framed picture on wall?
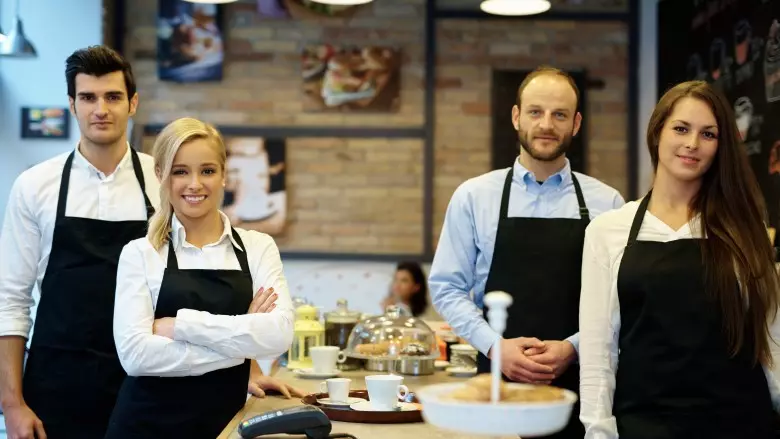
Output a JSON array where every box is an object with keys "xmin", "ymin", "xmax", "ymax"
[
  {"xmin": 223, "ymin": 136, "xmax": 287, "ymax": 236},
  {"xmin": 157, "ymin": 0, "xmax": 225, "ymax": 82},
  {"xmin": 20, "ymin": 107, "xmax": 70, "ymax": 140},
  {"xmin": 301, "ymin": 44, "xmax": 401, "ymax": 113}
]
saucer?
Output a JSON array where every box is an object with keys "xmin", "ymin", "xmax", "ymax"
[
  {"xmin": 446, "ymin": 366, "xmax": 477, "ymax": 377},
  {"xmin": 349, "ymin": 400, "xmax": 418, "ymax": 412},
  {"xmin": 292, "ymin": 368, "xmax": 340, "ymax": 379},
  {"xmin": 317, "ymin": 397, "xmax": 367, "ymax": 407},
  {"xmin": 434, "ymin": 360, "xmax": 450, "ymax": 370}
]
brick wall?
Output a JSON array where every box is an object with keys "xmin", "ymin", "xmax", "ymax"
[
  {"xmin": 433, "ymin": 20, "xmax": 628, "ymax": 243},
  {"xmin": 126, "ymin": 0, "xmax": 628, "ymax": 256}
]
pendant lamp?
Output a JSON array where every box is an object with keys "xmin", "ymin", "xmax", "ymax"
[
  {"xmin": 0, "ymin": 0, "xmax": 37, "ymax": 58},
  {"xmin": 480, "ymin": 0, "xmax": 551, "ymax": 16},
  {"xmin": 308, "ymin": 0, "xmax": 373, "ymax": 4},
  {"xmin": 183, "ymin": 0, "xmax": 239, "ymax": 3}
]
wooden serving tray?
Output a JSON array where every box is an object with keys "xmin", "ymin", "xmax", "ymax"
[{"xmin": 301, "ymin": 390, "xmax": 423, "ymax": 424}]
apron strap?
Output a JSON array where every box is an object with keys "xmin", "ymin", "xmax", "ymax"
[
  {"xmin": 166, "ymin": 231, "xmax": 179, "ymax": 270},
  {"xmin": 129, "ymin": 148, "xmax": 156, "ymax": 220},
  {"xmin": 571, "ymin": 173, "xmax": 590, "ymax": 221},
  {"xmin": 230, "ymin": 228, "xmax": 251, "ymax": 275},
  {"xmin": 499, "ymin": 167, "xmax": 591, "ymax": 221},
  {"xmin": 55, "ymin": 152, "xmax": 76, "ymax": 220},
  {"xmin": 498, "ymin": 168, "xmax": 514, "ymax": 220},
  {"xmin": 165, "ymin": 226, "xmax": 251, "ymax": 274},
  {"xmin": 627, "ymin": 190, "xmax": 652, "ymax": 246},
  {"xmin": 56, "ymin": 148, "xmax": 155, "ymax": 221}
]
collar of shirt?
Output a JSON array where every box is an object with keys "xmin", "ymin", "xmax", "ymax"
[
  {"xmin": 72, "ymin": 142, "xmax": 133, "ymax": 181},
  {"xmin": 512, "ymin": 157, "xmax": 572, "ymax": 192},
  {"xmin": 170, "ymin": 211, "xmax": 243, "ymax": 252}
]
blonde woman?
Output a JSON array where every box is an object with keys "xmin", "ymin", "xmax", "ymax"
[{"xmin": 105, "ymin": 118, "xmax": 295, "ymax": 438}]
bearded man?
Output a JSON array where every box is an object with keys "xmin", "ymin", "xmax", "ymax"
[{"xmin": 429, "ymin": 66, "xmax": 625, "ymax": 439}]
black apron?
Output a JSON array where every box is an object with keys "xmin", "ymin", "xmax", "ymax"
[
  {"xmin": 22, "ymin": 149, "xmax": 154, "ymax": 439},
  {"xmin": 613, "ymin": 191, "xmax": 776, "ymax": 439},
  {"xmin": 105, "ymin": 227, "xmax": 253, "ymax": 439},
  {"xmin": 476, "ymin": 167, "xmax": 588, "ymax": 439}
]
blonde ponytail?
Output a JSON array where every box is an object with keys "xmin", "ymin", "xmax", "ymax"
[{"xmin": 147, "ymin": 117, "xmax": 226, "ymax": 250}]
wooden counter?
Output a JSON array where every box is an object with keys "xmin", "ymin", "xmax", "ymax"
[{"xmin": 218, "ymin": 369, "xmax": 518, "ymax": 439}]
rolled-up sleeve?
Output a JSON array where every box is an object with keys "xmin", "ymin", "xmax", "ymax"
[
  {"xmin": 113, "ymin": 242, "xmax": 237, "ymax": 377},
  {"xmin": 429, "ymin": 184, "xmax": 499, "ymax": 357},
  {"xmin": 173, "ymin": 232, "xmax": 294, "ymax": 360},
  {"xmin": 0, "ymin": 175, "xmax": 40, "ymax": 338}
]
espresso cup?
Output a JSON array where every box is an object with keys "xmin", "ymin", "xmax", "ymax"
[
  {"xmin": 310, "ymin": 346, "xmax": 347, "ymax": 374},
  {"xmin": 365, "ymin": 374, "xmax": 409, "ymax": 411},
  {"xmin": 320, "ymin": 378, "xmax": 351, "ymax": 403}
]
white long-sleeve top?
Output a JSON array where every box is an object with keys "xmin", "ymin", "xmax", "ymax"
[
  {"xmin": 0, "ymin": 145, "xmax": 159, "ymax": 339},
  {"xmin": 113, "ymin": 212, "xmax": 294, "ymax": 378},
  {"xmin": 579, "ymin": 200, "xmax": 780, "ymax": 439}
]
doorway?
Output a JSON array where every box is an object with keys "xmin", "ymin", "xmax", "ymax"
[{"xmin": 491, "ymin": 69, "xmax": 588, "ymax": 173}]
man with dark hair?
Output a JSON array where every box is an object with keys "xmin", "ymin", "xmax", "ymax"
[
  {"xmin": 0, "ymin": 45, "xmax": 303, "ymax": 439},
  {"xmin": 429, "ymin": 65, "xmax": 625, "ymax": 438},
  {"xmin": 0, "ymin": 45, "xmax": 158, "ymax": 439}
]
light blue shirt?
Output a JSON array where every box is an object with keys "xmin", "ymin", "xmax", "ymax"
[{"xmin": 429, "ymin": 158, "xmax": 625, "ymax": 357}]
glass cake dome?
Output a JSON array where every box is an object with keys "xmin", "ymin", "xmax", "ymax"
[{"xmin": 343, "ymin": 305, "xmax": 439, "ymax": 361}]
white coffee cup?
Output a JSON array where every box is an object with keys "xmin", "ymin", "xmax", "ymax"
[
  {"xmin": 365, "ymin": 374, "xmax": 409, "ymax": 411},
  {"xmin": 320, "ymin": 378, "xmax": 351, "ymax": 403},
  {"xmin": 310, "ymin": 346, "xmax": 347, "ymax": 374}
]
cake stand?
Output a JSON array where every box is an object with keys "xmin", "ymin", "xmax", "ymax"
[{"xmin": 415, "ymin": 291, "xmax": 578, "ymax": 437}]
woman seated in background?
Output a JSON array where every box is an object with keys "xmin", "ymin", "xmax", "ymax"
[
  {"xmin": 381, "ymin": 261, "xmax": 440, "ymax": 320},
  {"xmin": 578, "ymin": 80, "xmax": 780, "ymax": 439},
  {"xmin": 105, "ymin": 117, "xmax": 296, "ymax": 439}
]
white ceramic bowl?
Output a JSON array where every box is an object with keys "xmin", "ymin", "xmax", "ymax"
[{"xmin": 416, "ymin": 382, "xmax": 578, "ymax": 437}]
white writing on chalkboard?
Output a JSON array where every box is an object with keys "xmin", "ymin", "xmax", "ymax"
[
  {"xmin": 692, "ymin": 0, "xmax": 742, "ymax": 30},
  {"xmin": 745, "ymin": 140, "xmax": 762, "ymax": 156}
]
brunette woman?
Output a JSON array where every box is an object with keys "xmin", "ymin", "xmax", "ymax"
[{"xmin": 579, "ymin": 81, "xmax": 780, "ymax": 438}]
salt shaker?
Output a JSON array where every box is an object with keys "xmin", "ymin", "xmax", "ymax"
[{"xmin": 483, "ymin": 291, "xmax": 513, "ymax": 404}]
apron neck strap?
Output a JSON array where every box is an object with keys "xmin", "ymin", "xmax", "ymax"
[
  {"xmin": 499, "ymin": 167, "xmax": 590, "ymax": 221},
  {"xmin": 166, "ymin": 226, "xmax": 250, "ymax": 274},
  {"xmin": 129, "ymin": 148, "xmax": 156, "ymax": 220},
  {"xmin": 627, "ymin": 190, "xmax": 653, "ymax": 246},
  {"xmin": 56, "ymin": 152, "xmax": 76, "ymax": 220},
  {"xmin": 571, "ymin": 173, "xmax": 589, "ymax": 221},
  {"xmin": 56, "ymin": 147, "xmax": 155, "ymax": 220}
]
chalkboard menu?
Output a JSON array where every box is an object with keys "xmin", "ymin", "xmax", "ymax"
[{"xmin": 658, "ymin": 0, "xmax": 780, "ymax": 228}]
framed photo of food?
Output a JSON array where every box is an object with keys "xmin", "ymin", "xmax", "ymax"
[
  {"xmin": 20, "ymin": 107, "xmax": 70, "ymax": 139},
  {"xmin": 301, "ymin": 44, "xmax": 401, "ymax": 113},
  {"xmin": 156, "ymin": 0, "xmax": 225, "ymax": 83}
]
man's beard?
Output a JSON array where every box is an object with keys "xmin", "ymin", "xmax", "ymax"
[{"xmin": 517, "ymin": 126, "xmax": 573, "ymax": 162}]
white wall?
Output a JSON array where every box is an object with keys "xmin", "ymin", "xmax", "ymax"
[
  {"xmin": 0, "ymin": 0, "xmax": 103, "ymax": 218},
  {"xmin": 637, "ymin": 0, "xmax": 660, "ymax": 195}
]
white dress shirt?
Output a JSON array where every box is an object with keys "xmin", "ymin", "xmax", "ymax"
[
  {"xmin": 0, "ymin": 145, "xmax": 159, "ymax": 339},
  {"xmin": 579, "ymin": 200, "xmax": 780, "ymax": 439},
  {"xmin": 113, "ymin": 212, "xmax": 294, "ymax": 378},
  {"xmin": 429, "ymin": 159, "xmax": 625, "ymax": 356}
]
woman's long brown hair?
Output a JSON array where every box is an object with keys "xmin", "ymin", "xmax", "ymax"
[{"xmin": 647, "ymin": 80, "xmax": 779, "ymax": 366}]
